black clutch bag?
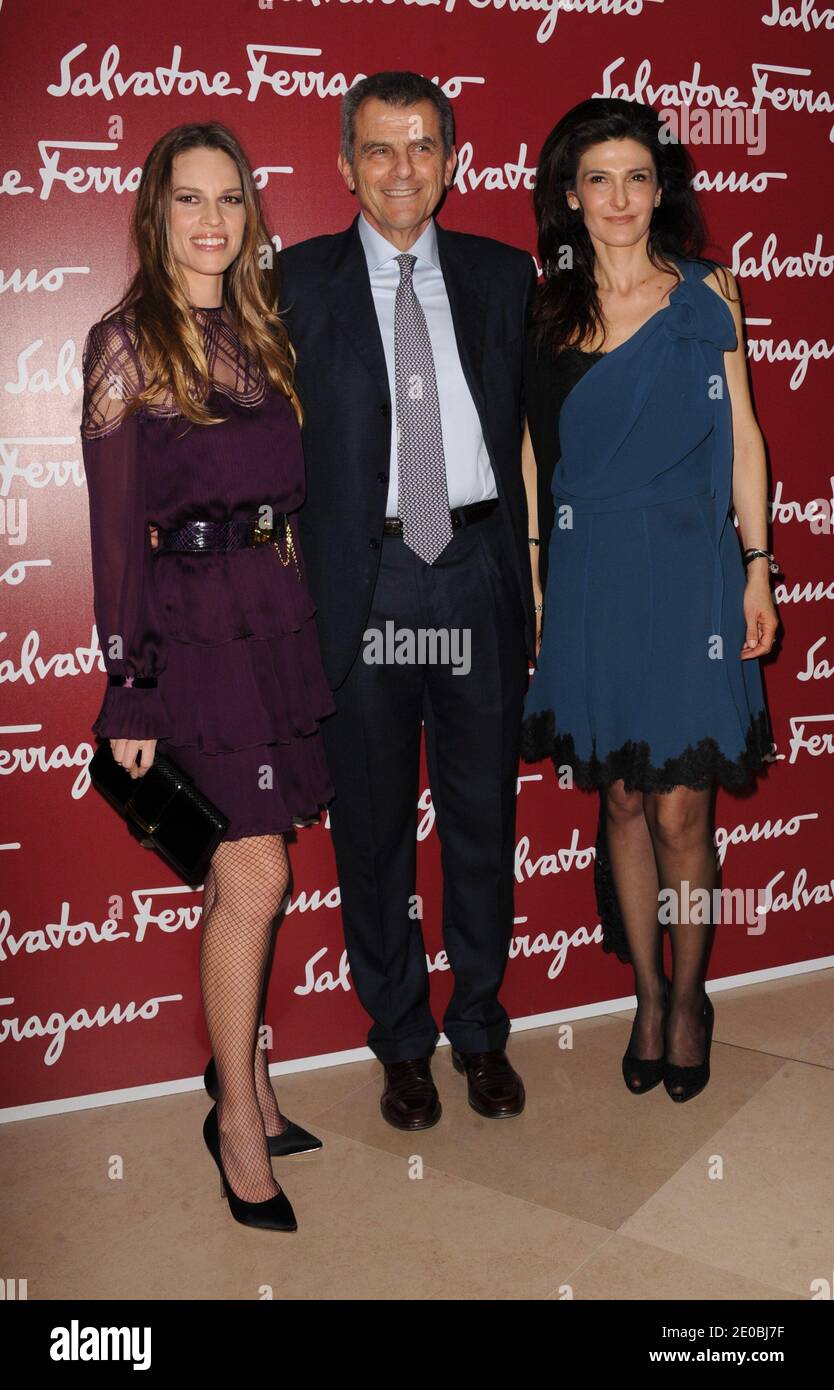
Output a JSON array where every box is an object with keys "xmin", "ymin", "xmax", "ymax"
[{"xmin": 89, "ymin": 742, "xmax": 229, "ymax": 886}]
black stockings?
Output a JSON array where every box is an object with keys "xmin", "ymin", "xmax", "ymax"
[
  {"xmin": 604, "ymin": 782, "xmax": 717, "ymax": 1094},
  {"xmin": 200, "ymin": 833, "xmax": 290, "ymax": 1202}
]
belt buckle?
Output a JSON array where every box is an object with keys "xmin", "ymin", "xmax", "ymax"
[{"xmin": 250, "ymin": 519, "xmax": 273, "ymax": 546}]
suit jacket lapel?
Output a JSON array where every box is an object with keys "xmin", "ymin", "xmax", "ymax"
[
  {"xmin": 323, "ymin": 213, "xmax": 493, "ymax": 459},
  {"xmin": 434, "ymin": 220, "xmax": 490, "ymax": 429},
  {"xmin": 323, "ymin": 214, "xmax": 391, "ymax": 404}
]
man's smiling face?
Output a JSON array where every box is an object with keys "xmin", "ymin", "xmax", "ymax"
[{"xmin": 338, "ymin": 96, "xmax": 456, "ymax": 249}]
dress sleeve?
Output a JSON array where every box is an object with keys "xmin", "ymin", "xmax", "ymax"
[{"xmin": 80, "ymin": 316, "xmax": 171, "ymax": 740}]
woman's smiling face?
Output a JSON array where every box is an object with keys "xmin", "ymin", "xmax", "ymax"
[
  {"xmin": 569, "ymin": 138, "xmax": 660, "ymax": 249},
  {"xmin": 167, "ymin": 146, "xmax": 247, "ymax": 300}
]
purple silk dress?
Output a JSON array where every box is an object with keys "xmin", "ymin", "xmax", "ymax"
[{"xmin": 80, "ymin": 303, "xmax": 336, "ymax": 840}]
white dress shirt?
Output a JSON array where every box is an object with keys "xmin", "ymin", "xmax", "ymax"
[{"xmin": 357, "ymin": 210, "xmax": 498, "ymax": 516}]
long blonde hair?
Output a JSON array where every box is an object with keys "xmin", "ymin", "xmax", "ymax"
[{"xmin": 102, "ymin": 121, "xmax": 302, "ymax": 427}]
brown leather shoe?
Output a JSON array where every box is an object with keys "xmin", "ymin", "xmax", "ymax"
[
  {"xmin": 451, "ymin": 1047, "xmax": 525, "ymax": 1117},
  {"xmin": 380, "ymin": 1057, "xmax": 442, "ymax": 1130}
]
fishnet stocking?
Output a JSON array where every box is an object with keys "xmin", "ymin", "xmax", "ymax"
[
  {"xmin": 200, "ymin": 833, "xmax": 290, "ymax": 1202},
  {"xmin": 252, "ymin": 926, "xmax": 289, "ymax": 1138}
]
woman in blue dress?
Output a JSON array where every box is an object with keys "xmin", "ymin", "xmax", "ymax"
[{"xmin": 521, "ymin": 99, "xmax": 778, "ymax": 1101}]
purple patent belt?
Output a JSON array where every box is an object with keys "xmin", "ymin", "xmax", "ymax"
[{"xmin": 154, "ymin": 515, "xmax": 288, "ymax": 553}]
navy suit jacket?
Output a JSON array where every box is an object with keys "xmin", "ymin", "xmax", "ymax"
[{"xmin": 279, "ymin": 212, "xmax": 538, "ymax": 691}]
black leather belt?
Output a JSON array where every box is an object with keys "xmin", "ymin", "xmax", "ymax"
[
  {"xmin": 154, "ymin": 516, "xmax": 288, "ymax": 553},
  {"xmin": 383, "ymin": 499, "xmax": 499, "ymax": 538}
]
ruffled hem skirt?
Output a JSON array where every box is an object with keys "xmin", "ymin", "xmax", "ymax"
[{"xmin": 156, "ymin": 613, "xmax": 337, "ymax": 841}]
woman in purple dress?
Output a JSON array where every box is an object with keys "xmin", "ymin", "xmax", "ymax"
[{"xmin": 80, "ymin": 123, "xmax": 336, "ymax": 1231}]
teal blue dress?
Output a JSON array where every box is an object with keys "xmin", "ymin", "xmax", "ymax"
[{"xmin": 520, "ymin": 255, "xmax": 774, "ymax": 961}]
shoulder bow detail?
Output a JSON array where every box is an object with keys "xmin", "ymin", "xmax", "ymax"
[{"xmin": 663, "ymin": 274, "xmax": 737, "ymax": 353}]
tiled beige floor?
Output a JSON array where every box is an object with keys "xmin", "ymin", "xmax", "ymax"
[{"xmin": 2, "ymin": 970, "xmax": 831, "ymax": 1300}]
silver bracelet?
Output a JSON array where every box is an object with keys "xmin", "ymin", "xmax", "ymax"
[{"xmin": 743, "ymin": 548, "xmax": 780, "ymax": 575}]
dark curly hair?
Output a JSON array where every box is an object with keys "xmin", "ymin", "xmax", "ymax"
[{"xmin": 530, "ymin": 97, "xmax": 736, "ymax": 355}]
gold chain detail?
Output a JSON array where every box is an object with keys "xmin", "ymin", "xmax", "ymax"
[{"xmin": 272, "ymin": 514, "xmax": 302, "ymax": 581}]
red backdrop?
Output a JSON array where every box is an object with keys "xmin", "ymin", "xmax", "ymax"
[{"xmin": 2, "ymin": 0, "xmax": 832, "ymax": 1114}]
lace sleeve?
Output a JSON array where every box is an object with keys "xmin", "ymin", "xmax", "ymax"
[
  {"xmin": 80, "ymin": 316, "xmax": 171, "ymax": 740},
  {"xmin": 80, "ymin": 313, "xmax": 146, "ymax": 439}
]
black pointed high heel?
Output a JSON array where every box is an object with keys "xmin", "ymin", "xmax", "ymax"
[
  {"xmin": 622, "ymin": 975, "xmax": 671, "ymax": 1094},
  {"xmin": 203, "ymin": 1057, "xmax": 323, "ymax": 1157},
  {"xmin": 663, "ymin": 989, "xmax": 715, "ymax": 1102},
  {"xmin": 202, "ymin": 1104, "xmax": 298, "ymax": 1231}
]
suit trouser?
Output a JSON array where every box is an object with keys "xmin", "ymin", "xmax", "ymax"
[{"xmin": 320, "ymin": 505, "xmax": 529, "ymax": 1062}]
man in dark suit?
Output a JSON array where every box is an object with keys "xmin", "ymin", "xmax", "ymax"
[{"xmin": 279, "ymin": 71, "xmax": 538, "ymax": 1129}]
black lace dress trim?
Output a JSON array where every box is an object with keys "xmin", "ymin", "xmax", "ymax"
[
  {"xmin": 520, "ymin": 708, "xmax": 775, "ymax": 964},
  {"xmin": 520, "ymin": 707, "xmax": 774, "ymax": 794}
]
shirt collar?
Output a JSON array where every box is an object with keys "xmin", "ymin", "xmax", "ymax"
[{"xmin": 357, "ymin": 210, "xmax": 440, "ymax": 271}]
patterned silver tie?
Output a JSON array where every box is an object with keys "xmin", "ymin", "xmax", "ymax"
[{"xmin": 394, "ymin": 252, "xmax": 453, "ymax": 564}]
